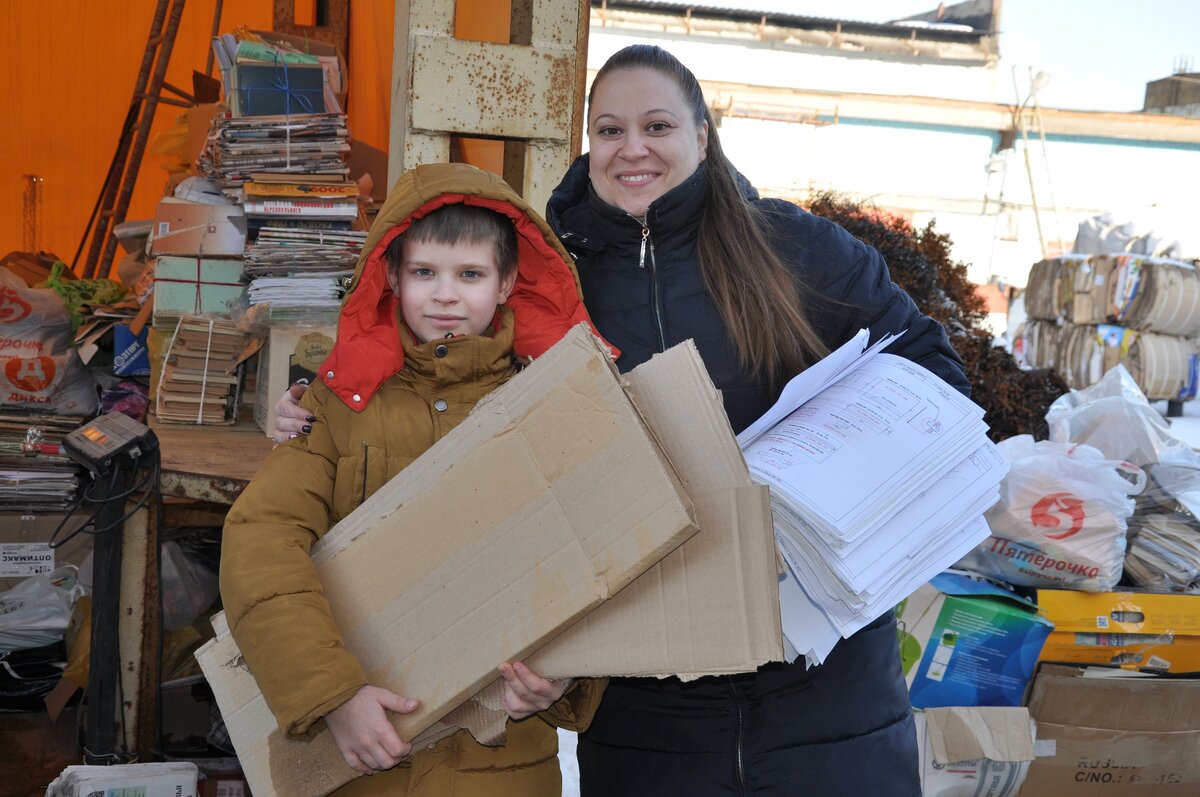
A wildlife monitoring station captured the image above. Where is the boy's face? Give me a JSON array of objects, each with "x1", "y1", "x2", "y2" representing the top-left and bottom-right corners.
[{"x1": 388, "y1": 237, "x2": 516, "y2": 343}]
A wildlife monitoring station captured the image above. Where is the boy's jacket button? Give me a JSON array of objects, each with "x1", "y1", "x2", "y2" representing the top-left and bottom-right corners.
[
  {"x1": 433, "y1": 399, "x2": 448, "y2": 412},
  {"x1": 435, "y1": 344, "x2": 449, "y2": 358}
]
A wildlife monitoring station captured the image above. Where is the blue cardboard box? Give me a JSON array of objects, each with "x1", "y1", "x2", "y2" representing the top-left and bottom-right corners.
[
  {"x1": 113, "y1": 323, "x2": 151, "y2": 377},
  {"x1": 896, "y1": 571, "x2": 1053, "y2": 708}
]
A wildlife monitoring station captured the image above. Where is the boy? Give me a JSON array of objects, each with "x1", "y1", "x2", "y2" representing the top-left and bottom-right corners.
[{"x1": 220, "y1": 163, "x2": 607, "y2": 797}]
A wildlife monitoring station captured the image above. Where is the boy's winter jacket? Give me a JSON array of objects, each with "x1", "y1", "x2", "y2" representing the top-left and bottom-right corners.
[
  {"x1": 221, "y1": 163, "x2": 604, "y2": 797},
  {"x1": 547, "y1": 156, "x2": 970, "y2": 796}
]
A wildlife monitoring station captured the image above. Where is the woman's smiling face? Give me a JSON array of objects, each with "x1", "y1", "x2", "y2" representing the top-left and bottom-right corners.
[{"x1": 587, "y1": 67, "x2": 708, "y2": 218}]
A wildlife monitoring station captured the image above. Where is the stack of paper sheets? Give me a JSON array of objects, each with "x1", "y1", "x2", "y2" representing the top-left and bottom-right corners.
[
  {"x1": 738, "y1": 330, "x2": 1008, "y2": 667},
  {"x1": 246, "y1": 274, "x2": 347, "y2": 313}
]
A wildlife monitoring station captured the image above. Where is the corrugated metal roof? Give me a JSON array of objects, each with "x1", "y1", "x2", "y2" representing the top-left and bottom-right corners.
[{"x1": 591, "y1": 0, "x2": 992, "y2": 40}]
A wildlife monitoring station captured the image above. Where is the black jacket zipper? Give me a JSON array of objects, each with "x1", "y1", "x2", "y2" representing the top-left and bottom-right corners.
[
  {"x1": 637, "y1": 221, "x2": 667, "y2": 352},
  {"x1": 729, "y1": 677, "x2": 748, "y2": 795}
]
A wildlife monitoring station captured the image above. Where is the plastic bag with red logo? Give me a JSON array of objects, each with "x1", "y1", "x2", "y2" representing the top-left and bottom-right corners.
[
  {"x1": 955, "y1": 435, "x2": 1145, "y2": 591},
  {"x1": 0, "y1": 268, "x2": 97, "y2": 414}
]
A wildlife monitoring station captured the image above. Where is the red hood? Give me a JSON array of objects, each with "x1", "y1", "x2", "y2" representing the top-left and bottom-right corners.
[{"x1": 319, "y1": 163, "x2": 615, "y2": 411}]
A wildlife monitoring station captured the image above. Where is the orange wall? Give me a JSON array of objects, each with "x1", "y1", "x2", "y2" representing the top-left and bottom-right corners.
[
  {"x1": 1, "y1": 0, "x2": 402, "y2": 276},
  {"x1": 2, "y1": 1, "x2": 528, "y2": 274},
  {"x1": 2, "y1": 1, "x2": 272, "y2": 270}
]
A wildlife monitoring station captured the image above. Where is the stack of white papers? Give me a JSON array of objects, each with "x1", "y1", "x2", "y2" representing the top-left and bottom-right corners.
[
  {"x1": 739, "y1": 330, "x2": 1008, "y2": 667},
  {"x1": 246, "y1": 273, "x2": 349, "y2": 313}
]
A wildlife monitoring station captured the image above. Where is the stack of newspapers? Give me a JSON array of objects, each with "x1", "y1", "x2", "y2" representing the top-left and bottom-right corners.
[{"x1": 738, "y1": 330, "x2": 1008, "y2": 667}]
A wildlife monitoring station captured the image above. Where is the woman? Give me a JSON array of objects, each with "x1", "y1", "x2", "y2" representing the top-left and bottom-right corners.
[{"x1": 277, "y1": 44, "x2": 968, "y2": 796}]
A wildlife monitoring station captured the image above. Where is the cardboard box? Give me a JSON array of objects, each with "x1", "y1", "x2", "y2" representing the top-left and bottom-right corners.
[
  {"x1": 153, "y1": 256, "x2": 245, "y2": 322},
  {"x1": 113, "y1": 322, "x2": 151, "y2": 376},
  {"x1": 0, "y1": 513, "x2": 93, "y2": 591},
  {"x1": 1021, "y1": 664, "x2": 1200, "y2": 795},
  {"x1": 915, "y1": 706, "x2": 1036, "y2": 797},
  {"x1": 253, "y1": 323, "x2": 338, "y2": 437},
  {"x1": 201, "y1": 774, "x2": 250, "y2": 797},
  {"x1": 151, "y1": 199, "x2": 247, "y2": 258},
  {"x1": 1037, "y1": 589, "x2": 1200, "y2": 672},
  {"x1": 196, "y1": 325, "x2": 699, "y2": 797},
  {"x1": 896, "y1": 571, "x2": 1053, "y2": 708}
]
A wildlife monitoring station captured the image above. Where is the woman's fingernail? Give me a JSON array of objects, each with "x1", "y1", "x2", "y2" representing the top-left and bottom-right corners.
[
  {"x1": 306, "y1": 415, "x2": 316, "y2": 423},
  {"x1": 302, "y1": 424, "x2": 312, "y2": 433},
  {"x1": 289, "y1": 433, "x2": 298, "y2": 440}
]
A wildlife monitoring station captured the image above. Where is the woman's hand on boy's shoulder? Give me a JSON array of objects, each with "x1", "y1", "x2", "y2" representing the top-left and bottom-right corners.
[
  {"x1": 273, "y1": 381, "x2": 316, "y2": 445},
  {"x1": 325, "y1": 685, "x2": 420, "y2": 774},
  {"x1": 498, "y1": 661, "x2": 572, "y2": 720}
]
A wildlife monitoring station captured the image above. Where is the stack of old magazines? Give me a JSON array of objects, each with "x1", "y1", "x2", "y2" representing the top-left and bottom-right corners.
[
  {"x1": 0, "y1": 410, "x2": 83, "y2": 511},
  {"x1": 198, "y1": 114, "x2": 350, "y2": 188},
  {"x1": 239, "y1": 175, "x2": 366, "y2": 316},
  {"x1": 155, "y1": 316, "x2": 248, "y2": 425}
]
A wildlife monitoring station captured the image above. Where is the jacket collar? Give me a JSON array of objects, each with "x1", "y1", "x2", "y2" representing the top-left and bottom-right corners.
[
  {"x1": 399, "y1": 305, "x2": 516, "y2": 388},
  {"x1": 549, "y1": 156, "x2": 709, "y2": 259}
]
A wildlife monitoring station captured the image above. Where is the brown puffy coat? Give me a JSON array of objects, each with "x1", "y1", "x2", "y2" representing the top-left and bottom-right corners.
[{"x1": 220, "y1": 163, "x2": 606, "y2": 797}]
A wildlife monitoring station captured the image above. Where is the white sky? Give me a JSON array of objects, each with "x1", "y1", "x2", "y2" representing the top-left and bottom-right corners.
[{"x1": 686, "y1": 0, "x2": 1200, "y2": 112}]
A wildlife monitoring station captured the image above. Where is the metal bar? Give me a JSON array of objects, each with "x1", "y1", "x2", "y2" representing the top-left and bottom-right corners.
[
  {"x1": 159, "y1": 81, "x2": 195, "y2": 102},
  {"x1": 84, "y1": 465, "x2": 132, "y2": 763},
  {"x1": 205, "y1": 0, "x2": 225, "y2": 76}
]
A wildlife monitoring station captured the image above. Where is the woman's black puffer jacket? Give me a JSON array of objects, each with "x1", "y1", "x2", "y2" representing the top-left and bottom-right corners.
[{"x1": 546, "y1": 156, "x2": 970, "y2": 797}]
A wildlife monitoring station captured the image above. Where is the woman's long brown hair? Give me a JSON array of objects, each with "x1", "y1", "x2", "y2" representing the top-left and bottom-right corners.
[{"x1": 590, "y1": 45, "x2": 830, "y2": 387}]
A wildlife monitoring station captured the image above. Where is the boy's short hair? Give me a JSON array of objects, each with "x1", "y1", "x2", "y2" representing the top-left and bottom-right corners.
[{"x1": 385, "y1": 204, "x2": 518, "y2": 279}]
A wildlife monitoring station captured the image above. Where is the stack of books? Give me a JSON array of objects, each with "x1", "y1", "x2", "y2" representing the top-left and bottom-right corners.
[
  {"x1": 738, "y1": 330, "x2": 1009, "y2": 667},
  {"x1": 155, "y1": 317, "x2": 247, "y2": 425}
]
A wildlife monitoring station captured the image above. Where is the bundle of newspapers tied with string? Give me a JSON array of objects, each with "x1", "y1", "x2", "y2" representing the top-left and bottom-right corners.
[
  {"x1": 737, "y1": 330, "x2": 1009, "y2": 667},
  {"x1": 200, "y1": 31, "x2": 350, "y2": 188},
  {"x1": 198, "y1": 113, "x2": 351, "y2": 188}
]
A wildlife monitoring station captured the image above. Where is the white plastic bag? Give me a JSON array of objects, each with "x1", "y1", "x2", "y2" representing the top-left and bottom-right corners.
[
  {"x1": 956, "y1": 436, "x2": 1145, "y2": 591},
  {"x1": 0, "y1": 566, "x2": 84, "y2": 653},
  {"x1": 1046, "y1": 364, "x2": 1200, "y2": 468}
]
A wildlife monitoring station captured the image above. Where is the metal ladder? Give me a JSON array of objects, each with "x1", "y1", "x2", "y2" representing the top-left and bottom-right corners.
[{"x1": 75, "y1": 0, "x2": 192, "y2": 280}]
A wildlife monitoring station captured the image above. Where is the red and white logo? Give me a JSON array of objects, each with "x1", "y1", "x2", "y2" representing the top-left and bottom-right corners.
[
  {"x1": 5, "y1": 356, "x2": 56, "y2": 392},
  {"x1": 0, "y1": 288, "x2": 33, "y2": 323},
  {"x1": 1030, "y1": 492, "x2": 1086, "y2": 540}
]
